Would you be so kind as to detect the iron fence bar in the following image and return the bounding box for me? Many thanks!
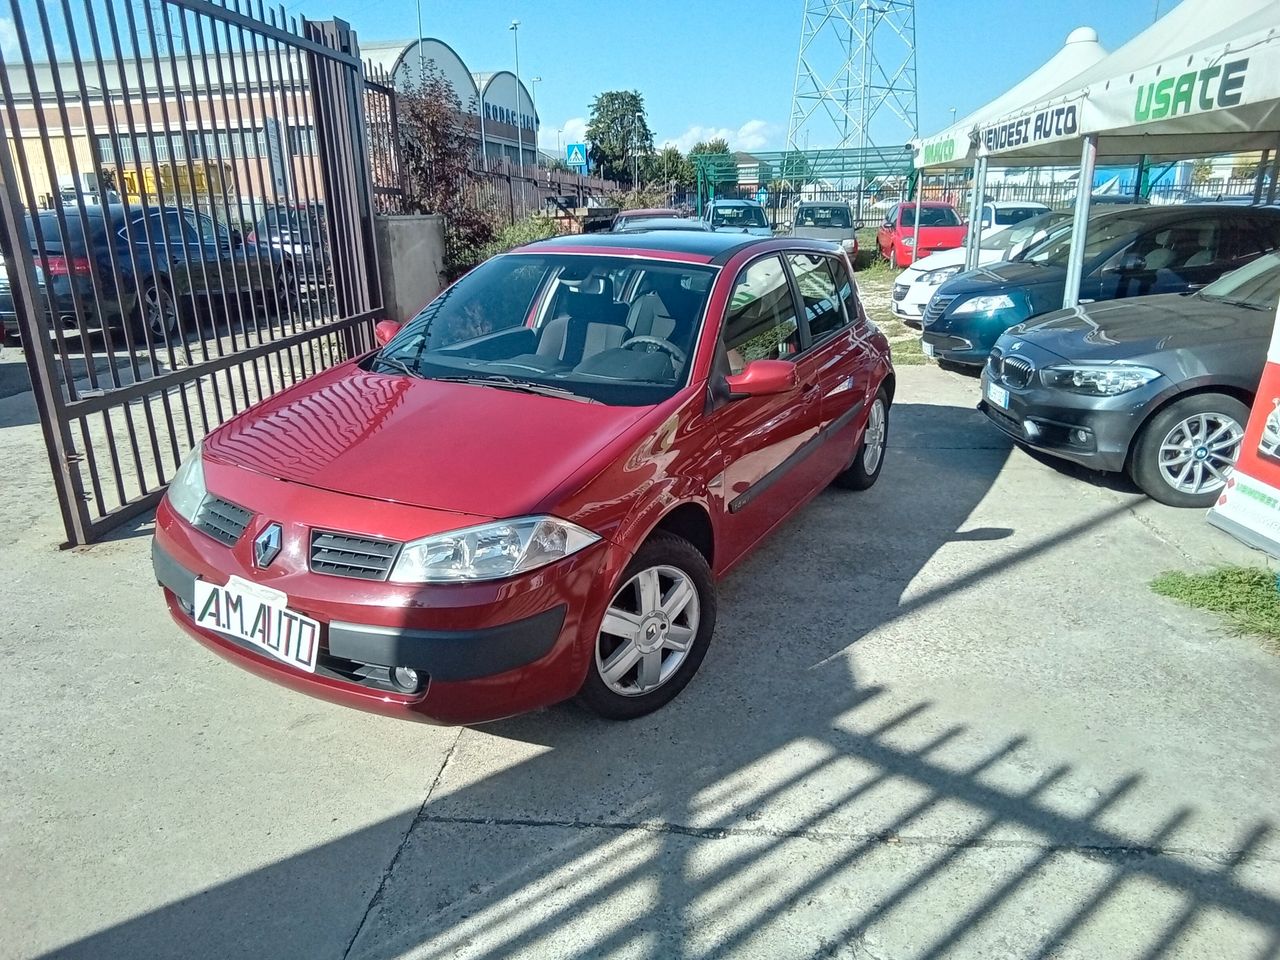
[166,0,360,68]
[0,89,94,545]
[192,2,267,406]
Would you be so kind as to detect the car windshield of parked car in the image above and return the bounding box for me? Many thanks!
[796,206,852,229]
[901,206,961,227]
[1198,251,1280,310]
[1021,215,1146,268]
[372,253,716,406]
[994,206,1046,225]
[616,218,706,233]
[711,206,768,228]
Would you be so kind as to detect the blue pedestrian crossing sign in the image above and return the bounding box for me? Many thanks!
[756,187,770,205]
[566,143,588,168]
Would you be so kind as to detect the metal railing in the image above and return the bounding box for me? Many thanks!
[0,0,382,545]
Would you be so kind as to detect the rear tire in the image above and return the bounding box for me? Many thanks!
[578,532,716,720]
[1129,392,1248,508]
[834,388,889,490]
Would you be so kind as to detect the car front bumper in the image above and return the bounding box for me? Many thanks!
[977,367,1154,473]
[153,497,626,725]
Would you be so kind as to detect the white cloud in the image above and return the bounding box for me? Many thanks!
[0,18,19,59]
[539,116,587,152]
[662,119,781,154]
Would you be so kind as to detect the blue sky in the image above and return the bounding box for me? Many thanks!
[2,1,1167,155]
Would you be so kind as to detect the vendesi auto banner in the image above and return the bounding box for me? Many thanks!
[977,95,1085,157]
[1208,301,1280,558]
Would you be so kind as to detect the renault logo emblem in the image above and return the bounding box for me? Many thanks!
[254,523,282,568]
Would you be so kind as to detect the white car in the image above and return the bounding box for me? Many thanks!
[975,200,1051,238]
[891,209,1070,326]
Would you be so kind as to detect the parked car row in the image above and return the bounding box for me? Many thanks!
[909,202,1280,508]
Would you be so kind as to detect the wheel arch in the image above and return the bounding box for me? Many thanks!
[647,501,715,572]
[1124,381,1255,470]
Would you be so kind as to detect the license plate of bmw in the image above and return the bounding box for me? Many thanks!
[922,341,935,358]
[193,575,320,672]
[985,380,1010,409]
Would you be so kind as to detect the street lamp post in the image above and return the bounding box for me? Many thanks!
[509,20,525,176]
[530,76,542,167]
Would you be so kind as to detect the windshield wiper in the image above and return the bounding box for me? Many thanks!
[374,353,425,378]
[432,375,600,403]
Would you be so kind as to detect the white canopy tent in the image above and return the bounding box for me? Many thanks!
[914,27,1107,171]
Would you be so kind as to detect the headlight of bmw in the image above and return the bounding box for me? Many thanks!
[389,516,600,584]
[953,294,1015,315]
[165,444,207,524]
[922,265,962,285]
[1040,363,1162,396]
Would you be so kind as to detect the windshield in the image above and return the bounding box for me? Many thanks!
[1199,251,1280,310]
[795,206,852,229]
[994,206,1046,225]
[1022,215,1146,268]
[901,205,961,228]
[711,205,768,228]
[372,253,717,406]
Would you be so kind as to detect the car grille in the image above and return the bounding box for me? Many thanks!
[891,282,908,302]
[194,495,253,546]
[922,294,957,328]
[310,530,400,581]
[988,347,1035,388]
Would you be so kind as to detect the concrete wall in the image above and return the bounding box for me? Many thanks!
[374,214,445,322]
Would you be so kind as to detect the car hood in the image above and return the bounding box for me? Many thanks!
[940,259,1066,295]
[203,365,649,517]
[1006,293,1269,362]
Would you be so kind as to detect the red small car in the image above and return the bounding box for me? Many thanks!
[876,201,966,268]
[152,232,893,724]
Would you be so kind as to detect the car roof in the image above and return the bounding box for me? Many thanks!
[988,200,1050,209]
[708,199,762,208]
[517,230,769,262]
[617,208,679,218]
[796,200,849,206]
[1087,203,1280,224]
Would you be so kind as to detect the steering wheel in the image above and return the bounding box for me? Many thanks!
[622,336,686,367]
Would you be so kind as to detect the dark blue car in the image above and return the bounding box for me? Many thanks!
[920,204,1280,366]
[0,203,284,345]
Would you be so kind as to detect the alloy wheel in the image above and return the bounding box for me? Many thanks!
[596,564,700,697]
[863,397,887,473]
[143,284,178,339]
[1157,412,1243,495]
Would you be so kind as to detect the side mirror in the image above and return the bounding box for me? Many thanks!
[374,319,402,347]
[725,359,798,399]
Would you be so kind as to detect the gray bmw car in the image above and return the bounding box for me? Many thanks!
[979,251,1280,507]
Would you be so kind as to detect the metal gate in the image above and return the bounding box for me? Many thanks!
[0,0,383,546]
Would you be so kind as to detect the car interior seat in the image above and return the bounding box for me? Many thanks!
[1180,225,1218,268]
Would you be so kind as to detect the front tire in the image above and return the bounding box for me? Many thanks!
[578,532,716,720]
[1129,392,1247,507]
[133,279,180,344]
[833,388,889,490]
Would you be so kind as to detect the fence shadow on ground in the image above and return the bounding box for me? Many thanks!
[32,401,1280,959]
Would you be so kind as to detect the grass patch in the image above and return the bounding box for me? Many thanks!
[1152,566,1280,651]
[888,334,928,365]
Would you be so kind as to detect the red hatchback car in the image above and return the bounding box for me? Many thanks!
[876,201,967,268]
[152,232,893,724]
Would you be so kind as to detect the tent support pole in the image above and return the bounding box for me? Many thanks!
[909,170,920,265]
[965,154,988,271]
[1268,142,1280,205]
[1133,155,1146,200]
[1253,149,1271,205]
[1063,134,1097,311]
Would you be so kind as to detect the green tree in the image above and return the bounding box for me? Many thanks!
[689,138,736,194]
[586,90,654,185]
[640,145,693,190]
[1190,158,1213,185]
[690,137,730,156]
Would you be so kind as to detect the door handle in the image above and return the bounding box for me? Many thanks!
[801,381,819,396]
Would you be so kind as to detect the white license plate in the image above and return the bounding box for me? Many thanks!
[193,575,320,672]
[922,341,935,358]
[986,380,1010,409]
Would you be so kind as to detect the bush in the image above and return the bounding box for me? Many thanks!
[480,214,561,260]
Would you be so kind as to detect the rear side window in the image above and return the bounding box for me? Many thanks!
[29,213,95,253]
[830,256,862,326]
[722,255,801,374]
[787,253,845,341]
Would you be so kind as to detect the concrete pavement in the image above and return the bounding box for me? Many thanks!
[3,363,1278,959]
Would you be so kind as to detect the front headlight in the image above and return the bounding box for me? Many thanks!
[954,294,1014,315]
[165,444,207,524]
[922,265,962,285]
[389,515,600,584]
[1040,363,1161,396]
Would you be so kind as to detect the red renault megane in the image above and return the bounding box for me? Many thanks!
[152,231,893,724]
